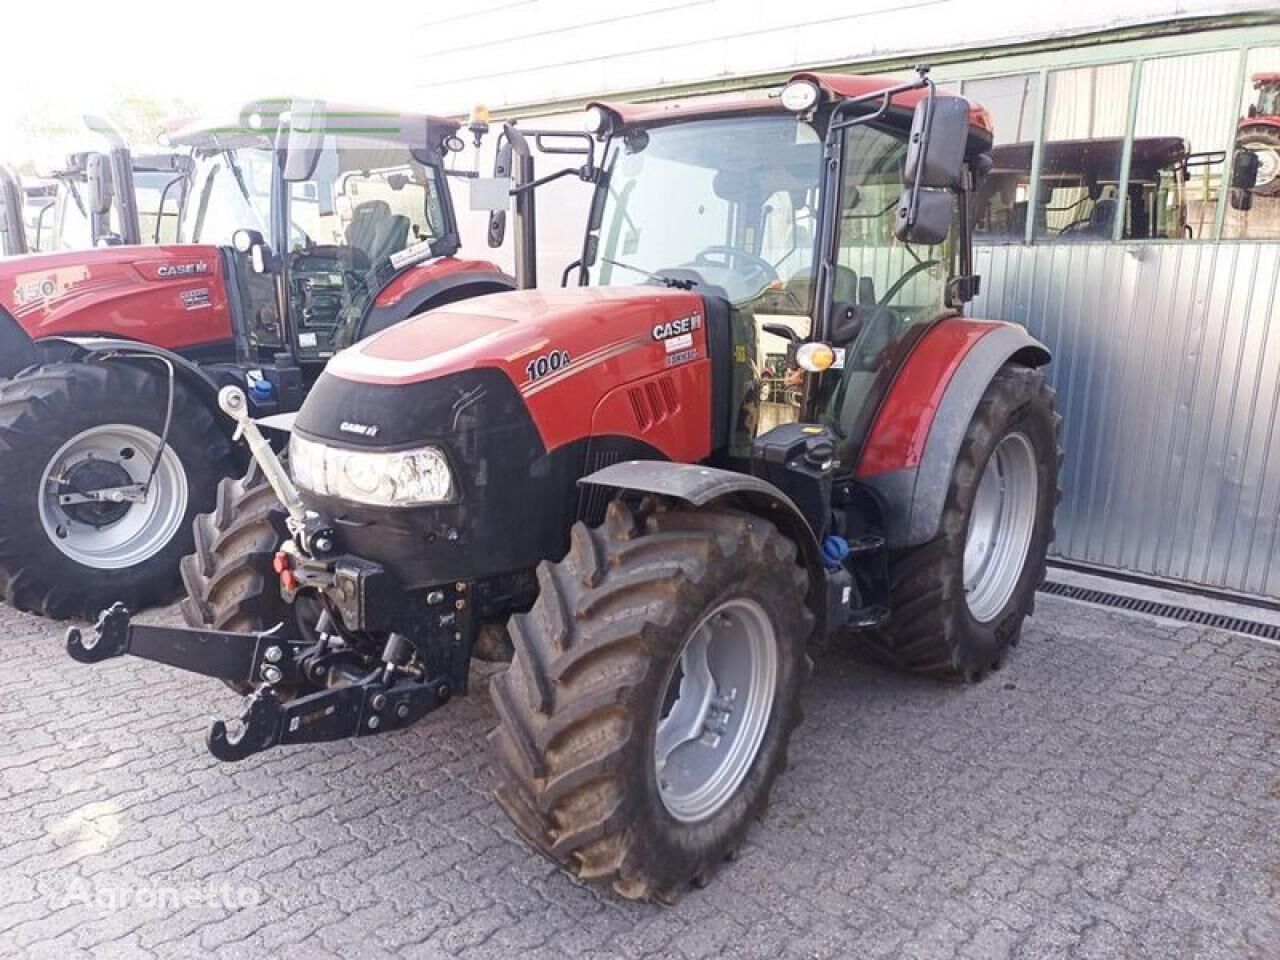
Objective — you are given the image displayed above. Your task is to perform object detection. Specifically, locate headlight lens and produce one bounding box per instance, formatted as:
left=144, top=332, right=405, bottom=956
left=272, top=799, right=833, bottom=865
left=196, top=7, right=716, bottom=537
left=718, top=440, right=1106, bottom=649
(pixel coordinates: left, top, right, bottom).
left=289, top=434, right=453, bottom=506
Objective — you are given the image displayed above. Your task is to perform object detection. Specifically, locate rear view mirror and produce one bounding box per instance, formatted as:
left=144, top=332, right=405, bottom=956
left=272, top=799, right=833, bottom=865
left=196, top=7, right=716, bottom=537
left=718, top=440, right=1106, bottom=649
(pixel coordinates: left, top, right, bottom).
left=281, top=99, right=325, bottom=183
left=894, top=92, right=967, bottom=245
left=894, top=187, right=953, bottom=246
left=86, top=153, right=114, bottom=216
left=904, top=95, right=969, bottom=189
left=1230, top=148, right=1260, bottom=212
left=487, top=139, right=513, bottom=248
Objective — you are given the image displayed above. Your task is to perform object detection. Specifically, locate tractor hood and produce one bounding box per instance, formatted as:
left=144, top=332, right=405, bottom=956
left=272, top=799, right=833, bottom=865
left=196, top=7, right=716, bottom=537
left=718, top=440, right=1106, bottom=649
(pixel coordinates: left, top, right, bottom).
left=293, top=285, right=718, bottom=588
left=0, top=245, right=233, bottom=353
left=321, top=285, right=710, bottom=454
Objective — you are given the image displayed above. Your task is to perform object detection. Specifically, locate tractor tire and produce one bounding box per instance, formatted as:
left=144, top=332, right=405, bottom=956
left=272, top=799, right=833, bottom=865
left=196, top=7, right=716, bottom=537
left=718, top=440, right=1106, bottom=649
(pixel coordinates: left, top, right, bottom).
left=178, top=465, right=298, bottom=637
left=0, top=361, right=233, bottom=620
left=865, top=364, right=1061, bottom=680
left=1237, top=126, right=1280, bottom=197
left=489, top=499, right=812, bottom=902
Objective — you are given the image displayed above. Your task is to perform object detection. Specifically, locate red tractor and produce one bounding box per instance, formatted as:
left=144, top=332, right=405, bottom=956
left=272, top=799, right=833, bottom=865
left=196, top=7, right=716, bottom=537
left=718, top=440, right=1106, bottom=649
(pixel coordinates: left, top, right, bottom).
left=1238, top=71, right=1280, bottom=196
left=0, top=99, right=512, bottom=619
left=69, top=70, right=1060, bottom=901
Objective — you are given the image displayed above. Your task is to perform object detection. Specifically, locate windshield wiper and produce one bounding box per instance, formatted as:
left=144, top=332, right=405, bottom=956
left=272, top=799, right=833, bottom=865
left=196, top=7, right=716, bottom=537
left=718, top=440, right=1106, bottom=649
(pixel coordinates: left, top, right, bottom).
left=602, top=257, right=697, bottom=290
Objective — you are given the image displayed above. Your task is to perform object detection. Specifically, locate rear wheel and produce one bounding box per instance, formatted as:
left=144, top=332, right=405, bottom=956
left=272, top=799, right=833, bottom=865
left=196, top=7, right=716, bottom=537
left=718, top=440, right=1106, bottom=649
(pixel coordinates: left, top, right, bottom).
left=0, top=362, right=232, bottom=619
left=489, top=500, right=812, bottom=901
left=1238, top=126, right=1280, bottom=196
left=866, top=364, right=1061, bottom=679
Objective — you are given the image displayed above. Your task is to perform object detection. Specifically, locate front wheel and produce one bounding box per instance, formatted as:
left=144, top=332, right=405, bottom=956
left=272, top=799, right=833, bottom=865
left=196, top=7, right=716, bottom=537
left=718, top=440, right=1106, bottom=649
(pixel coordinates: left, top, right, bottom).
left=0, top=362, right=233, bottom=619
left=866, top=364, right=1061, bottom=679
left=488, top=500, right=812, bottom=901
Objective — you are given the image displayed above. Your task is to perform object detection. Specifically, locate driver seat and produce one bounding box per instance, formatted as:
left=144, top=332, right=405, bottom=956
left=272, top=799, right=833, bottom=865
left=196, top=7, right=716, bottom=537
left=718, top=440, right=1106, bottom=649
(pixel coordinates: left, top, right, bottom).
left=346, top=200, right=392, bottom=261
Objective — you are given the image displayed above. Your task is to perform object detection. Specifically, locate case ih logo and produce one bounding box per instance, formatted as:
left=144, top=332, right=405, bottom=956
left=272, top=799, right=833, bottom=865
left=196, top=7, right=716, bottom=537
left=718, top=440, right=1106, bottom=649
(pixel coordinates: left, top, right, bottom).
left=156, top=262, right=210, bottom=279
left=651, top=313, right=702, bottom=341
left=339, top=421, right=380, bottom=438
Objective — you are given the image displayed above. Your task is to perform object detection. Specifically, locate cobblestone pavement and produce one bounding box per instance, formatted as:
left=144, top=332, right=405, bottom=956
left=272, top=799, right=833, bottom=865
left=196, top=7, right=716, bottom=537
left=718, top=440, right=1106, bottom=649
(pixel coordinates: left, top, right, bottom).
left=1, top=594, right=1277, bottom=960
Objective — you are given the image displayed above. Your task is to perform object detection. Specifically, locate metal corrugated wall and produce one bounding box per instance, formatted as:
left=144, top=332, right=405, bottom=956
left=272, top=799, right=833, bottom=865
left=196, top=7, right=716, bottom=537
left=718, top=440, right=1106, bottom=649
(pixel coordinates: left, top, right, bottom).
left=973, top=242, right=1280, bottom=599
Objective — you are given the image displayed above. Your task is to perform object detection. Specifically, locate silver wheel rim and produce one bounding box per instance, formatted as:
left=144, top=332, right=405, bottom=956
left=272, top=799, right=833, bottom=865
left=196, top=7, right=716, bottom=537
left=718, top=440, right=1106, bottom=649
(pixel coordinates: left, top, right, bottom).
left=963, top=432, right=1039, bottom=623
left=654, top=597, right=778, bottom=823
left=38, top=424, right=189, bottom=570
left=1241, top=141, right=1280, bottom=187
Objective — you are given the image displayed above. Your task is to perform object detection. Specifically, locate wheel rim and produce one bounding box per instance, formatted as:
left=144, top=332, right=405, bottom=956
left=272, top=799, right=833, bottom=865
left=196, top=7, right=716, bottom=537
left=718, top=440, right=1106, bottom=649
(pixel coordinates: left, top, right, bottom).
left=1241, top=141, right=1280, bottom=187
left=38, top=424, right=189, bottom=570
left=963, top=432, right=1039, bottom=623
left=654, top=597, right=778, bottom=823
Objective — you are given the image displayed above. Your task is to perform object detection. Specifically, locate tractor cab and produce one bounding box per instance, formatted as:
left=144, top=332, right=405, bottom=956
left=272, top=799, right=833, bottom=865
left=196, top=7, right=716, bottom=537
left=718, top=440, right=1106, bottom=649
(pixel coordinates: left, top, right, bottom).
left=168, top=100, right=476, bottom=373
left=29, top=150, right=193, bottom=252
left=572, top=75, right=986, bottom=469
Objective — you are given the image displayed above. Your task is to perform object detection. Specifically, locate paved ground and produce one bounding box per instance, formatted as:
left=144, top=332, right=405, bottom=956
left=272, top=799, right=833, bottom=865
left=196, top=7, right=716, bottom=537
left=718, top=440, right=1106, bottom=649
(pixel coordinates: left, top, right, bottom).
left=0, top=594, right=1277, bottom=959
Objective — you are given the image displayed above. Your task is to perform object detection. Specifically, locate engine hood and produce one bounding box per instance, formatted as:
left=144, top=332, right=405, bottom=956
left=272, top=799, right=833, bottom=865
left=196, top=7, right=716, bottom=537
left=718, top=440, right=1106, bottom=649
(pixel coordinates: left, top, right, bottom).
left=0, top=244, right=232, bottom=352
left=328, top=286, right=704, bottom=386
left=321, top=284, right=713, bottom=458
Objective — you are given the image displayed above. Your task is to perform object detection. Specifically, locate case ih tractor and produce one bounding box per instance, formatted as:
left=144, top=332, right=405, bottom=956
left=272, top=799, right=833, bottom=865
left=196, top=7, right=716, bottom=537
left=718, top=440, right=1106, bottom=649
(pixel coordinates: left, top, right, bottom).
left=0, top=99, right=511, bottom=619
left=1238, top=72, right=1280, bottom=196
left=69, top=70, right=1060, bottom=901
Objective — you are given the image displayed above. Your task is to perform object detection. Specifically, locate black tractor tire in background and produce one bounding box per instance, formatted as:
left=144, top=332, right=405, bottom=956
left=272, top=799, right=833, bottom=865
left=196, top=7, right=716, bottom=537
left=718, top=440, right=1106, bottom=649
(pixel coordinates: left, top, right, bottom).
left=179, top=466, right=300, bottom=637
left=489, top=500, right=812, bottom=902
left=0, top=361, right=233, bottom=620
left=865, top=364, right=1061, bottom=680
left=1237, top=126, right=1280, bottom=197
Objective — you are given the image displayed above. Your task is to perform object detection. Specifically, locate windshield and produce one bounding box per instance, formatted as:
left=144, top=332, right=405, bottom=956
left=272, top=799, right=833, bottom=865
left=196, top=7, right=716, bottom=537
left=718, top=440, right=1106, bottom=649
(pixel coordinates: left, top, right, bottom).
left=180, top=136, right=448, bottom=258
left=1259, top=83, right=1280, bottom=116
left=588, top=115, right=822, bottom=306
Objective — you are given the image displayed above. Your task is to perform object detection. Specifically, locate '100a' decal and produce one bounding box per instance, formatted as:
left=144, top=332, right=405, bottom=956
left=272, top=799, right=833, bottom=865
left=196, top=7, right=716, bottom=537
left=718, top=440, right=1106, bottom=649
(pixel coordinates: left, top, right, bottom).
left=525, top=349, right=571, bottom=382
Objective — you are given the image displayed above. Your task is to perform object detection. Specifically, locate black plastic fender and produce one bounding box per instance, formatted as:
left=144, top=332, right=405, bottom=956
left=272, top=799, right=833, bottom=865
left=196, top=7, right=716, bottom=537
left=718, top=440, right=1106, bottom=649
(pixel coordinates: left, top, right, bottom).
left=579, top=459, right=826, bottom=609
left=359, top=270, right=515, bottom=340
left=0, top=305, right=37, bottom=378
left=859, top=323, right=1051, bottom=549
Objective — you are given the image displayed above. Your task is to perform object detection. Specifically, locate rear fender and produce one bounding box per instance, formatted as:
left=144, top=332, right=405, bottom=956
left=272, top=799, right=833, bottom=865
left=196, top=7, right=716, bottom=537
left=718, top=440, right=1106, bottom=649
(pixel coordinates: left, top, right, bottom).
left=9, top=335, right=246, bottom=461
left=855, top=320, right=1050, bottom=548
left=579, top=459, right=825, bottom=604
left=360, top=265, right=514, bottom=339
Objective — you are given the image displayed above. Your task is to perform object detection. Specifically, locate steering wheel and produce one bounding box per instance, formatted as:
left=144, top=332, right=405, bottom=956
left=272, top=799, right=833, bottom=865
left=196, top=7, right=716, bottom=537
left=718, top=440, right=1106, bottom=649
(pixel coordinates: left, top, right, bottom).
left=693, top=245, right=779, bottom=288
left=878, top=259, right=942, bottom=307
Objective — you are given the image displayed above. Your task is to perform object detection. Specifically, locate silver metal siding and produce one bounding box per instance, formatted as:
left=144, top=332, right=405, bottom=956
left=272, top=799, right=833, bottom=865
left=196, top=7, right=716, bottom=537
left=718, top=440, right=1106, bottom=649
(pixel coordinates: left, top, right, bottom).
left=973, top=242, right=1280, bottom=599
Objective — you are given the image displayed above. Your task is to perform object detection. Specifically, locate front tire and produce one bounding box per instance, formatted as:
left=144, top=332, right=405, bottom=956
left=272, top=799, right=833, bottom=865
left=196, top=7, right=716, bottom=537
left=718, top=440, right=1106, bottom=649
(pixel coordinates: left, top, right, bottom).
left=179, top=466, right=296, bottom=636
left=866, top=364, right=1061, bottom=679
left=0, top=362, right=233, bottom=619
left=489, top=500, right=812, bottom=902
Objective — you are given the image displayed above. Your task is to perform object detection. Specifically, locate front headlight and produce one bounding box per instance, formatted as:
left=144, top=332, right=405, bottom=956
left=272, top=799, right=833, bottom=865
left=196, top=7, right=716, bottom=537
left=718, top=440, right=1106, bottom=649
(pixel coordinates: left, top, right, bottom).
left=289, top=433, right=453, bottom=506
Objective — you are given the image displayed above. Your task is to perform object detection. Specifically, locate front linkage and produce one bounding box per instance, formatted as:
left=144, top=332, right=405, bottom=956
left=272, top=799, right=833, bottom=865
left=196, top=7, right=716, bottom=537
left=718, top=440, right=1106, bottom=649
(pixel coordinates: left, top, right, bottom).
left=65, top=386, right=476, bottom=763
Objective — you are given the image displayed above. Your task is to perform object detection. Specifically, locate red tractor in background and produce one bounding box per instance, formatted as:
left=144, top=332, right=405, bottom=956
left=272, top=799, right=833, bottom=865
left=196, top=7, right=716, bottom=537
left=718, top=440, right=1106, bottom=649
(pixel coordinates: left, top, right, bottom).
left=0, top=99, right=512, bottom=619
left=1238, top=71, right=1280, bottom=196
left=69, top=69, right=1060, bottom=901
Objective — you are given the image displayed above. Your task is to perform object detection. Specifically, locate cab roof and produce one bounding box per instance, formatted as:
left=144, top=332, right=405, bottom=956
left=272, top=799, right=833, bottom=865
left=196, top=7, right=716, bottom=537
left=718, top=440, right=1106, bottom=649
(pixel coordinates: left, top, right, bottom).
left=168, top=98, right=461, bottom=152
left=591, top=70, right=993, bottom=140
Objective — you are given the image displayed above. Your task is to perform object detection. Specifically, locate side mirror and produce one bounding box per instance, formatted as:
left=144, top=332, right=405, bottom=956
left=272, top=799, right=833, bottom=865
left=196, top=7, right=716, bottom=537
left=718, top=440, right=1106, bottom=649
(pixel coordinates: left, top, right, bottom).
left=280, top=100, right=325, bottom=183
left=86, top=153, right=114, bottom=216
left=487, top=139, right=514, bottom=248
left=233, top=228, right=273, bottom=274
left=904, top=95, right=969, bottom=190
left=894, top=93, right=968, bottom=245
left=1230, top=148, right=1260, bottom=212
